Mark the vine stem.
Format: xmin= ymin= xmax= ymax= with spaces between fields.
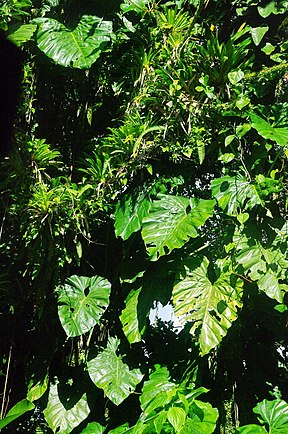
xmin=1 ymin=344 xmax=12 ymax=419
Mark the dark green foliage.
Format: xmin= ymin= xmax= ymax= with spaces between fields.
xmin=0 ymin=0 xmax=288 ymax=433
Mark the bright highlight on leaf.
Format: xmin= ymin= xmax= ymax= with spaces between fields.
xmin=211 ymin=175 xmax=263 ymax=216
xmin=173 ymin=256 xmax=243 ymax=355
xmin=87 ymin=337 xmax=144 ymax=406
xmin=142 ymin=194 xmax=215 ymax=260
xmin=34 ymin=16 xmax=113 ymax=69
xmin=57 ymin=275 xmax=111 ymax=337
xmin=43 ymin=383 xmax=90 ymax=434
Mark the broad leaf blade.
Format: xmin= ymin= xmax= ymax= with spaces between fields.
xmin=0 ymin=399 xmax=35 ymax=429
xmin=142 ymin=195 xmax=215 ymax=261
xmin=43 ymin=383 xmax=90 ymax=434
xmin=254 ymin=399 xmax=288 ymax=433
xmin=87 ymin=337 xmax=144 ymax=405
xmin=35 ymin=16 xmax=113 ymax=69
xmin=236 ymin=426 xmax=268 ymax=433
xmin=167 ymin=406 xmax=186 ymax=431
xmin=140 ymin=366 xmax=176 ymax=414
xmin=80 ymin=422 xmax=106 ymax=434
xmin=211 ymin=175 xmax=263 ymax=216
xmin=250 ymin=113 xmax=288 ymax=147
xmin=8 ymin=24 xmax=37 ymax=46
xmin=57 ymin=275 xmax=111 ymax=337
xmin=179 ymin=401 xmax=218 ymax=434
xmin=120 ymin=261 xmax=174 ymax=344
xmin=115 ymin=188 xmax=152 ymax=240
xmin=173 ymin=257 xmax=243 ymax=355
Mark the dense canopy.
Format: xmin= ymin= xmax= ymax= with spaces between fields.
xmin=0 ymin=0 xmax=288 ymax=433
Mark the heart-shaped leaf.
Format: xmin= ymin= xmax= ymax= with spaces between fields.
xmin=173 ymin=257 xmax=243 ymax=355
xmin=43 ymin=382 xmax=90 ymax=434
xmin=250 ymin=113 xmax=288 ymax=147
xmin=34 ymin=16 xmax=113 ymax=69
xmin=142 ymin=195 xmax=215 ymax=261
xmin=211 ymin=175 xmax=263 ymax=216
xmin=87 ymin=338 xmax=144 ymax=406
xmin=57 ymin=275 xmax=111 ymax=337
xmin=254 ymin=399 xmax=288 ymax=433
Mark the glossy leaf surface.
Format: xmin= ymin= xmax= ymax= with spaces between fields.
xmin=211 ymin=175 xmax=263 ymax=216
xmin=173 ymin=257 xmax=243 ymax=355
xmin=142 ymin=195 xmax=215 ymax=260
xmin=43 ymin=383 xmax=90 ymax=434
xmin=57 ymin=275 xmax=111 ymax=337
xmin=250 ymin=114 xmax=288 ymax=147
xmin=254 ymin=399 xmax=288 ymax=433
xmin=35 ymin=16 xmax=113 ymax=68
xmin=0 ymin=399 xmax=35 ymax=430
xmin=114 ymin=188 xmax=152 ymax=240
xmin=87 ymin=337 xmax=144 ymax=405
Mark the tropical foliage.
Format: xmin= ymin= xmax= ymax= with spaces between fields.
xmin=0 ymin=0 xmax=288 ymax=433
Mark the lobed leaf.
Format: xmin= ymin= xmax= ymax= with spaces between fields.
xmin=43 ymin=383 xmax=90 ymax=434
xmin=211 ymin=175 xmax=263 ymax=216
xmin=57 ymin=275 xmax=111 ymax=338
xmin=173 ymin=256 xmax=243 ymax=355
xmin=250 ymin=113 xmax=288 ymax=147
xmin=34 ymin=16 xmax=113 ymax=69
xmin=142 ymin=195 xmax=215 ymax=261
xmin=87 ymin=337 xmax=144 ymax=406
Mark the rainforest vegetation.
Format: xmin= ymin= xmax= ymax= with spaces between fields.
xmin=0 ymin=0 xmax=288 ymax=432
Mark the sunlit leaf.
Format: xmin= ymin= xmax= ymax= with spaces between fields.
xmin=0 ymin=399 xmax=35 ymax=430
xmin=115 ymin=188 xmax=152 ymax=240
xmin=43 ymin=383 xmax=90 ymax=434
xmin=250 ymin=113 xmax=288 ymax=147
xmin=80 ymin=422 xmax=106 ymax=434
xmin=179 ymin=401 xmax=218 ymax=434
xmin=87 ymin=337 xmax=144 ymax=406
xmin=211 ymin=175 xmax=263 ymax=216
xmin=7 ymin=24 xmax=37 ymax=46
xmin=140 ymin=366 xmax=176 ymax=414
xmin=236 ymin=425 xmax=267 ymax=433
xmin=57 ymin=275 xmax=111 ymax=337
xmin=34 ymin=16 xmax=113 ymax=69
xmin=167 ymin=406 xmax=186 ymax=431
xmin=120 ymin=262 xmax=173 ymax=343
xmin=250 ymin=27 xmax=269 ymax=46
xmin=142 ymin=195 xmax=215 ymax=261
xmin=173 ymin=256 xmax=243 ymax=355
xmin=254 ymin=399 xmax=288 ymax=433
xmin=120 ymin=0 xmax=149 ymax=13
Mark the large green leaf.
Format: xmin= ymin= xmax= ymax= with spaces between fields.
xmin=254 ymin=399 xmax=288 ymax=433
xmin=173 ymin=257 xmax=243 ymax=355
xmin=87 ymin=337 xmax=144 ymax=406
xmin=114 ymin=188 xmax=152 ymax=240
xmin=80 ymin=422 xmax=106 ymax=434
xmin=140 ymin=366 xmax=176 ymax=414
xmin=57 ymin=275 xmax=111 ymax=338
xmin=236 ymin=426 xmax=267 ymax=434
xmin=7 ymin=23 xmax=37 ymax=46
xmin=120 ymin=0 xmax=149 ymax=13
xmin=179 ymin=401 xmax=218 ymax=434
xmin=0 ymin=399 xmax=35 ymax=430
xmin=211 ymin=175 xmax=263 ymax=216
xmin=34 ymin=16 xmax=113 ymax=69
xmin=120 ymin=261 xmax=174 ymax=343
xmin=43 ymin=383 xmax=90 ymax=434
xmin=120 ymin=287 xmax=143 ymax=344
xmin=250 ymin=113 xmax=288 ymax=147
xmin=234 ymin=228 xmax=288 ymax=302
xmin=141 ymin=195 xmax=215 ymax=261
xmin=167 ymin=406 xmax=186 ymax=431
